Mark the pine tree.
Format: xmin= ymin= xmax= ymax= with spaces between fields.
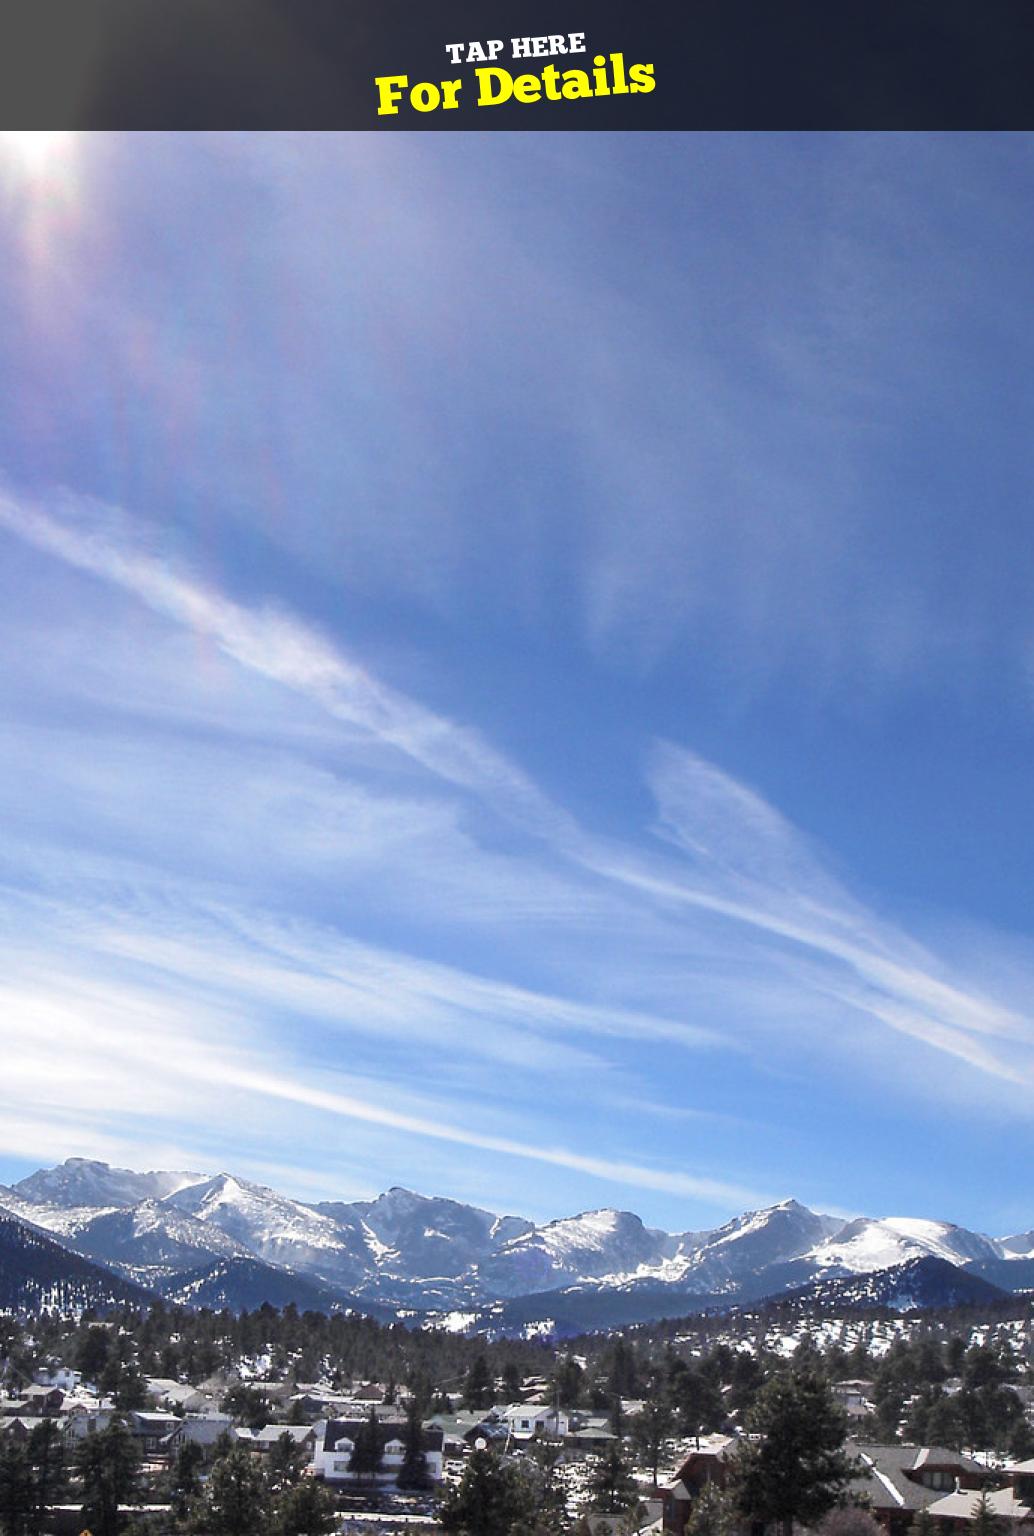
xmin=440 ymin=1447 xmax=538 ymax=1536
xmin=266 ymin=1432 xmax=306 ymax=1491
xmin=632 ymin=1388 xmax=673 ymax=1489
xmin=169 ymin=1439 xmax=204 ymax=1523
xmin=348 ymin=1409 xmax=384 ymax=1484
xmin=502 ymin=1363 xmax=524 ymax=1402
xmin=200 ymin=1444 xmax=269 ymax=1536
xmin=113 ymin=1366 xmax=147 ymax=1411
xmin=555 ymin=1357 xmax=584 ymax=1409
xmin=589 ymin=1445 xmax=639 ymax=1514
xmin=75 ymin=1324 xmax=111 ymax=1383
xmin=971 ymin=1492 xmax=1005 ymax=1536
xmin=0 ymin=1440 xmax=33 ymax=1536
xmin=221 ymin=1382 xmax=271 ymax=1429
xmin=526 ymin=1444 xmax=569 ymax=1536
xmin=463 ymin=1354 xmax=494 ymax=1412
xmin=76 ymin=1418 xmax=140 ymax=1536
xmin=1007 ymin=1416 xmax=1034 ymax=1462
xmin=26 ymin=1419 xmax=66 ymax=1536
xmin=607 ymin=1339 xmax=639 ymax=1399
xmin=924 ymin=1395 xmax=965 ymax=1452
xmin=396 ymin=1404 xmax=432 ymax=1491
xmin=671 ymin=1362 xmax=725 ymax=1437
xmin=273 ymin=1478 xmax=338 ymax=1536
xmin=685 ymin=1483 xmax=739 ymax=1536
xmin=733 ymin=1371 xmax=853 ymax=1536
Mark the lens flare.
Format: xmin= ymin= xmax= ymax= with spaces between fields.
xmin=0 ymin=131 xmax=73 ymax=177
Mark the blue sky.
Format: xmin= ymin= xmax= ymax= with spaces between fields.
xmin=2 ymin=131 xmax=1034 ymax=1236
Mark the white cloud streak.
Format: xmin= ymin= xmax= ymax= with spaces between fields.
xmin=3 ymin=486 xmax=1034 ymax=1222
xmin=0 ymin=491 xmax=576 ymax=845
xmin=0 ymin=948 xmax=763 ymax=1210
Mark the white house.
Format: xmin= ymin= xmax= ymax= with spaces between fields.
xmin=314 ymin=1418 xmax=444 ymax=1485
xmin=501 ymin=1404 xmax=570 ymax=1441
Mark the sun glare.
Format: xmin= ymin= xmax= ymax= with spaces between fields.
xmin=0 ymin=131 xmax=73 ymax=180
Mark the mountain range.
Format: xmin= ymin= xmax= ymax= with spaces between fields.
xmin=0 ymin=1158 xmax=1030 ymax=1332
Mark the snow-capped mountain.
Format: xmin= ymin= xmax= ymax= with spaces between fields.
xmin=806 ymin=1215 xmax=1002 ymax=1274
xmin=163 ymin=1173 xmax=373 ymax=1291
xmin=12 ymin=1156 xmax=201 ymax=1210
xmin=317 ymin=1186 xmax=533 ymax=1284
xmin=5 ymin=1157 xmax=1033 ymax=1328
xmin=63 ymin=1199 xmax=251 ymax=1284
xmin=670 ymin=1198 xmax=845 ymax=1293
xmin=476 ymin=1208 xmax=674 ymax=1298
xmin=999 ymin=1227 xmax=1034 ymax=1259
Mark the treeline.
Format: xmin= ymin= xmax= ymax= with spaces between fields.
xmin=4 ymin=1297 xmax=1034 ymax=1457
xmin=1 ymin=1302 xmax=552 ymax=1401
xmin=628 ymin=1290 xmax=1034 ymax=1353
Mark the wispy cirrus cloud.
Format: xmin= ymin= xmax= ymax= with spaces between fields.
xmin=5 ymin=488 xmax=1033 ymax=1089
xmin=2 ymin=485 xmax=1034 ymax=1224
xmin=0 ymin=489 xmax=576 ymax=845
xmin=0 ymin=898 xmax=764 ymax=1212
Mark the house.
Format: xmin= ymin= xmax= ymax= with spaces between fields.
xmin=0 ymin=1417 xmax=37 ymax=1445
xmin=198 ymin=1371 xmax=239 ymax=1397
xmin=844 ymin=1443 xmax=994 ymax=1535
xmin=662 ymin=1436 xmax=739 ymax=1536
xmin=353 ymin=1382 xmax=388 ymax=1403
xmin=169 ymin=1385 xmax=215 ymax=1414
xmin=251 ymin=1381 xmax=294 ymax=1405
xmin=923 ymin=1487 xmax=1034 ymax=1528
xmin=18 ymin=1385 xmax=64 ymax=1416
xmin=59 ymin=1406 xmax=113 ymax=1437
xmin=165 ymin=1413 xmax=237 ymax=1457
xmin=565 ymin=1422 xmax=620 ymax=1458
xmin=61 ymin=1406 xmax=115 ymax=1441
xmin=143 ymin=1378 xmax=214 ymax=1414
xmin=501 ymin=1403 xmax=570 ymax=1441
xmin=314 ymin=1418 xmax=444 ymax=1485
xmin=930 ymin=1460 xmax=1034 ymax=1529
xmin=127 ymin=1410 xmax=183 ymax=1457
xmin=34 ymin=1366 xmax=82 ymax=1393
xmin=289 ymin=1388 xmax=350 ymax=1417
xmin=247 ymin=1423 xmax=320 ymax=1456
xmin=579 ymin=1504 xmax=661 ymax=1536
xmin=424 ymin=1411 xmax=507 ymax=1457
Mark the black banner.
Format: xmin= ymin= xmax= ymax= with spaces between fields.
xmin=4 ymin=0 xmax=1034 ymax=129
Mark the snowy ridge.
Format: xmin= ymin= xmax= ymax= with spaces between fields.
xmin=164 ymin=1173 xmax=373 ymax=1290
xmin=999 ymin=1228 xmax=1034 ymax=1259
xmin=13 ymin=1157 xmax=201 ymax=1209
xmin=808 ymin=1216 xmax=1001 ymax=1275
xmin=5 ymin=1158 xmax=1033 ymax=1324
